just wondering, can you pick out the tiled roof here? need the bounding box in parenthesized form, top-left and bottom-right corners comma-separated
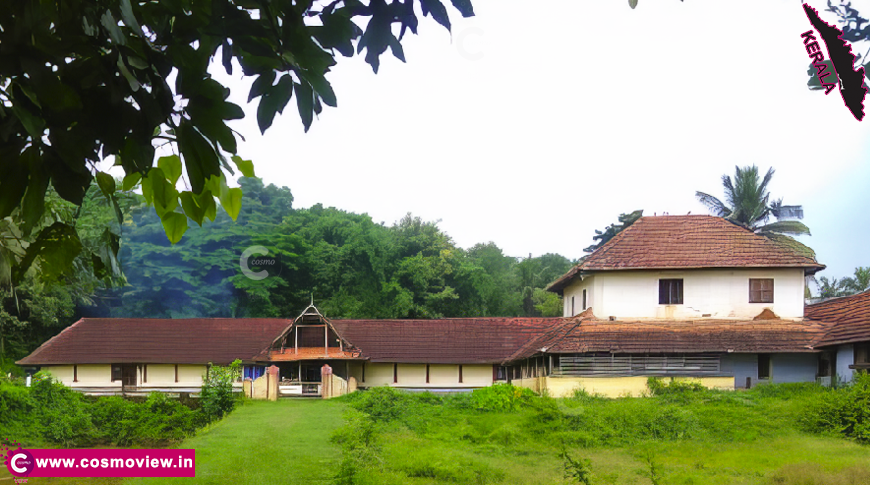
(806, 291, 870, 347)
(16, 318, 292, 366)
(331, 318, 559, 364)
(532, 317, 825, 355)
(547, 215, 824, 293)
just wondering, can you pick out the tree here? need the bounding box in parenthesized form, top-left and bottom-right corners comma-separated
(695, 166, 811, 236)
(583, 210, 643, 253)
(0, 0, 475, 286)
(814, 267, 870, 298)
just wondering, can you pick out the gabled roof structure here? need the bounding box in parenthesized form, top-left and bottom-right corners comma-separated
(806, 290, 870, 347)
(547, 215, 825, 293)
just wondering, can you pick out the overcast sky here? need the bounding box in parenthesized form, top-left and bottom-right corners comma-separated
(155, 0, 870, 282)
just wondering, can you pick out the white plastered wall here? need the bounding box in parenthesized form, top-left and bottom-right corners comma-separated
(359, 363, 492, 388)
(562, 268, 806, 320)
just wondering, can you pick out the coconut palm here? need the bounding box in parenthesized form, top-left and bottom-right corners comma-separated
(695, 165, 811, 236)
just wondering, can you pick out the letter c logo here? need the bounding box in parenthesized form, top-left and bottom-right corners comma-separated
(10, 453, 28, 474)
(240, 246, 269, 280)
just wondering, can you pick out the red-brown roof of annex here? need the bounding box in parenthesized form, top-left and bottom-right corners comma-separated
(806, 290, 870, 347)
(547, 215, 824, 294)
(16, 318, 292, 366)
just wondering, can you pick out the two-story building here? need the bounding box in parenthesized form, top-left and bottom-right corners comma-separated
(17, 215, 865, 398)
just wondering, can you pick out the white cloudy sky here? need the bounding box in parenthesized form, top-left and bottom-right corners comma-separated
(145, 0, 870, 281)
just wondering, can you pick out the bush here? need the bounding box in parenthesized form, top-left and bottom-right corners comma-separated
(470, 383, 537, 412)
(0, 379, 39, 440)
(200, 359, 241, 422)
(647, 377, 708, 402)
(29, 371, 96, 446)
(801, 372, 870, 442)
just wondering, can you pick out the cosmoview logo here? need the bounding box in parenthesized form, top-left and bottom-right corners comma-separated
(239, 245, 280, 280)
(4, 445, 35, 478)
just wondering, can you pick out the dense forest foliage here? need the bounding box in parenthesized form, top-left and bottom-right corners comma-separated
(1, 178, 575, 371)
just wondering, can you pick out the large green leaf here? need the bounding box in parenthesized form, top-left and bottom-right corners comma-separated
(157, 155, 183, 185)
(160, 212, 189, 244)
(219, 187, 243, 221)
(231, 156, 256, 178)
(16, 222, 83, 282)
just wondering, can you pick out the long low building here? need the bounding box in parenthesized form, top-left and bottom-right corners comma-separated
(16, 215, 870, 397)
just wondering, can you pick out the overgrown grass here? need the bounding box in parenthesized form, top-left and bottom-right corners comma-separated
(329, 380, 870, 484)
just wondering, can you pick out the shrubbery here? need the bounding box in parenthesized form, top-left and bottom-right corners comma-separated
(801, 372, 870, 442)
(0, 370, 221, 447)
(200, 360, 242, 423)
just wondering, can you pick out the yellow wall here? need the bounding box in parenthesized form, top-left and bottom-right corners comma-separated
(533, 376, 735, 398)
(46, 365, 116, 388)
(359, 363, 493, 388)
(143, 364, 174, 386)
(46, 364, 206, 388)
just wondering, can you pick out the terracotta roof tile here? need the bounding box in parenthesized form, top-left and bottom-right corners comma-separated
(258, 348, 362, 361)
(16, 318, 291, 366)
(548, 215, 824, 293)
(807, 290, 870, 346)
(331, 318, 558, 364)
(541, 318, 826, 354)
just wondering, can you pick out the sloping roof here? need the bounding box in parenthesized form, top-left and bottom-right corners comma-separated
(16, 318, 292, 366)
(539, 318, 826, 354)
(806, 290, 870, 347)
(330, 318, 559, 364)
(547, 215, 824, 293)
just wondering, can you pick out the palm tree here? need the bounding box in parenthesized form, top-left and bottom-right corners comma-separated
(695, 165, 810, 236)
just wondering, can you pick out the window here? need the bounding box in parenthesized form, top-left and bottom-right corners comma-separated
(426, 364, 430, 384)
(582, 289, 587, 310)
(73, 365, 78, 383)
(658, 279, 683, 305)
(758, 354, 771, 380)
(749, 279, 774, 303)
(856, 343, 869, 365)
(458, 365, 464, 383)
(393, 363, 398, 383)
(175, 364, 179, 383)
(571, 296, 575, 315)
(111, 364, 122, 382)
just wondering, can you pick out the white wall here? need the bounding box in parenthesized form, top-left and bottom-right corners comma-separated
(45, 364, 207, 389)
(835, 344, 855, 383)
(359, 363, 493, 388)
(562, 268, 806, 320)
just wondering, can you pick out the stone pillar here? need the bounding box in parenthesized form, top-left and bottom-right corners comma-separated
(321, 364, 333, 399)
(348, 376, 358, 394)
(267, 365, 279, 401)
(243, 378, 253, 398)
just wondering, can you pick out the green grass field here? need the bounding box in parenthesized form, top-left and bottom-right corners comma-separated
(4, 382, 868, 485)
(128, 398, 346, 485)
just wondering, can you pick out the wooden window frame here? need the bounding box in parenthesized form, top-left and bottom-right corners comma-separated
(362, 362, 366, 383)
(393, 363, 398, 384)
(749, 278, 774, 303)
(658, 279, 684, 305)
(582, 289, 587, 310)
(111, 364, 122, 382)
(571, 296, 575, 316)
(425, 364, 430, 384)
(73, 364, 78, 383)
(174, 364, 179, 383)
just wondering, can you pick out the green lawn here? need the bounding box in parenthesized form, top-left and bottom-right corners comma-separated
(129, 398, 346, 485)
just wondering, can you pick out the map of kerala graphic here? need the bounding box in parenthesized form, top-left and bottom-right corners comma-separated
(803, 3, 867, 121)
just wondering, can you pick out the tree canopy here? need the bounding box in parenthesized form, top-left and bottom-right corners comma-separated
(0, 0, 475, 289)
(695, 166, 811, 236)
(583, 210, 643, 254)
